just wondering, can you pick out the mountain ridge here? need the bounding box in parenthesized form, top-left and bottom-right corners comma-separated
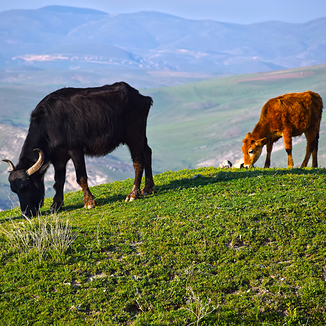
(1, 6, 326, 76)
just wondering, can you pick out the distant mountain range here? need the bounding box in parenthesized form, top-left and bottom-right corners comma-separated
(1, 6, 326, 76)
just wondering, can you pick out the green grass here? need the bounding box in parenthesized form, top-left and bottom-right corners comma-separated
(1, 167, 326, 325)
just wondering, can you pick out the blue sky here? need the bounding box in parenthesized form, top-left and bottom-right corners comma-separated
(0, 0, 326, 24)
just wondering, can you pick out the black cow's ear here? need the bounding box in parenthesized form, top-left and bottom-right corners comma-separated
(2, 159, 15, 171)
(40, 161, 51, 174)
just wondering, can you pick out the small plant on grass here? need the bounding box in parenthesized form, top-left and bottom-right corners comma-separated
(0, 213, 78, 263)
(48, 214, 79, 261)
(182, 286, 217, 326)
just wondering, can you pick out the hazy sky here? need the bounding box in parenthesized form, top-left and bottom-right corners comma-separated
(0, 0, 326, 24)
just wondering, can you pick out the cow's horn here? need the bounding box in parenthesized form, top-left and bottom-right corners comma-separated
(26, 149, 44, 176)
(2, 159, 15, 171)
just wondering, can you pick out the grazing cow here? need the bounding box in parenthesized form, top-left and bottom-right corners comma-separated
(242, 91, 323, 168)
(3, 82, 155, 216)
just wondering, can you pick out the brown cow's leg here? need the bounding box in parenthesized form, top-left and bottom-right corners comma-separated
(70, 151, 96, 209)
(283, 133, 293, 168)
(264, 142, 273, 168)
(302, 131, 319, 167)
(312, 133, 319, 167)
(285, 149, 294, 168)
(301, 146, 312, 167)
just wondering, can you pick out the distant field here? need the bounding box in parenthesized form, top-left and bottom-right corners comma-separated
(1, 64, 326, 210)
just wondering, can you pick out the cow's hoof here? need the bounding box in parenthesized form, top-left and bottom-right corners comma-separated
(125, 195, 136, 202)
(125, 190, 141, 202)
(85, 203, 96, 209)
(84, 199, 96, 209)
(142, 184, 154, 197)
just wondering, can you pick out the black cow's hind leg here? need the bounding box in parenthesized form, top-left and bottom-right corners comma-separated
(125, 138, 145, 202)
(142, 142, 155, 196)
(125, 137, 155, 202)
(126, 161, 143, 202)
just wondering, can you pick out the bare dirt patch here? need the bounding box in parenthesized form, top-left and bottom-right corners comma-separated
(237, 71, 315, 83)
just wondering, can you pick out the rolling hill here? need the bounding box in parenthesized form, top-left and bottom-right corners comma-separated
(1, 64, 326, 211)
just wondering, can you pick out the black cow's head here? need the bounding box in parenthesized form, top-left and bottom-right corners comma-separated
(3, 149, 46, 217)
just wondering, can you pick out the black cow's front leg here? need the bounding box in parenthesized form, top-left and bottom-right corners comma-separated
(79, 176, 96, 209)
(70, 151, 96, 209)
(51, 157, 69, 213)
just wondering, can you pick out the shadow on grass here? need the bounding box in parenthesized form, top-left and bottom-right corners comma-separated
(153, 167, 326, 193)
(50, 167, 326, 210)
(60, 193, 127, 213)
(3, 167, 326, 219)
(60, 167, 326, 212)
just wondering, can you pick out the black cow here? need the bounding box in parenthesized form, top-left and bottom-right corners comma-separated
(3, 82, 155, 216)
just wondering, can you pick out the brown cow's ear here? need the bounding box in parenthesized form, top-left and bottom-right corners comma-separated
(256, 138, 267, 147)
(246, 132, 252, 138)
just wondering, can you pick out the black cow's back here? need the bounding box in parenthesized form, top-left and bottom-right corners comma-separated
(29, 82, 153, 157)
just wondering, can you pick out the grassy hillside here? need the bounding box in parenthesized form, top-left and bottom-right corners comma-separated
(0, 167, 326, 325)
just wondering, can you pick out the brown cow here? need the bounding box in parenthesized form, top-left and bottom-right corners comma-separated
(242, 91, 323, 168)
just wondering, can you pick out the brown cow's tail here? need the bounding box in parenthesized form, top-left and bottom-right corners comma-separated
(310, 91, 323, 167)
(308, 92, 323, 130)
(315, 92, 322, 143)
(311, 91, 323, 116)
(318, 95, 323, 120)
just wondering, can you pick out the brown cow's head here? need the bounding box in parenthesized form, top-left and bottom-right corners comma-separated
(3, 149, 46, 217)
(242, 133, 267, 168)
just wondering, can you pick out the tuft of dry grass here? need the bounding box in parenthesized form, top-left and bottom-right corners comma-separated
(0, 213, 78, 263)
